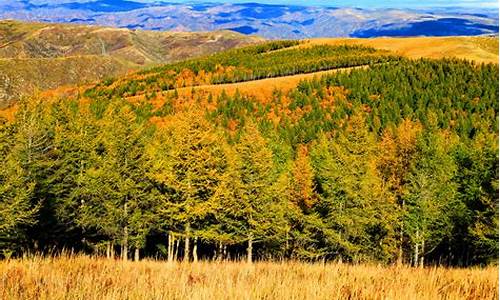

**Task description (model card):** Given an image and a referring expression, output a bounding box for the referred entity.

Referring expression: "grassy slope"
[0,20,262,108]
[0,256,497,299]
[305,36,499,64]
[171,65,370,101]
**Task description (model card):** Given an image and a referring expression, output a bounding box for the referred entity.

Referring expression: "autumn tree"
[218,121,287,263]
[311,113,396,262]
[75,102,157,260]
[0,118,37,256]
[404,124,458,266]
[146,109,230,262]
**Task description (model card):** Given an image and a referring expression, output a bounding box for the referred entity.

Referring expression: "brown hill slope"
[0,20,262,108]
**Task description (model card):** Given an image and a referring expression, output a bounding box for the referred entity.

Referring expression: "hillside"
[1,39,497,267]
[83,41,398,101]
[0,20,262,108]
[305,36,499,64]
[78,36,497,106]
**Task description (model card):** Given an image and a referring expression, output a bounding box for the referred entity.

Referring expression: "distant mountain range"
[0,1,498,39]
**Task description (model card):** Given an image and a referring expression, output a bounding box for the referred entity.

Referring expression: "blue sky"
[164,0,499,8]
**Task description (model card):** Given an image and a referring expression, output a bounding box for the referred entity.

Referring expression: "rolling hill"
[0,20,262,108]
[78,36,497,107]
[305,36,499,64]
[1,1,498,39]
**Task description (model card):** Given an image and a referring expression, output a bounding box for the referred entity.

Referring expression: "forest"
[0,45,497,267]
[85,41,399,99]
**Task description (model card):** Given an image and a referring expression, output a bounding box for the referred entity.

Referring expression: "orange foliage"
[291,144,317,209]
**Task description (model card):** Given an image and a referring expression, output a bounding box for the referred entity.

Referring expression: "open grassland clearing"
[304,36,499,64]
[0,256,497,300]
[156,64,370,103]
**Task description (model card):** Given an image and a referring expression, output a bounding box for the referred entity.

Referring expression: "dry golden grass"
[171,65,368,102]
[304,36,499,64]
[0,256,497,300]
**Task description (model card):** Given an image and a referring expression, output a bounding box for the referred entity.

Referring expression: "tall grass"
[0,255,497,300]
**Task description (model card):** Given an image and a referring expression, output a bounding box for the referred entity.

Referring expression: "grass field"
[304,36,499,64]
[162,64,369,102]
[0,256,497,300]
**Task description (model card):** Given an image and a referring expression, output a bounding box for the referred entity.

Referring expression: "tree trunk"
[247,234,253,264]
[217,242,223,261]
[193,237,198,263]
[414,230,419,267]
[420,239,425,268]
[123,226,128,261]
[134,248,140,262]
[123,202,129,261]
[397,199,405,266]
[285,229,289,259]
[174,238,179,261]
[167,232,174,263]
[184,223,190,262]
[106,242,111,259]
[223,244,227,261]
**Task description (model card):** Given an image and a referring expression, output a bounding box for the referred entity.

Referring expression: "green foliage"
[0,56,497,266]
[87,42,399,99]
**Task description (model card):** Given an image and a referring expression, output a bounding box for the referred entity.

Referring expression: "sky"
[164,0,500,8]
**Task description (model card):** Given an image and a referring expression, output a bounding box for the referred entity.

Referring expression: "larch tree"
[220,120,287,263]
[377,119,423,264]
[0,97,55,254]
[146,109,230,262]
[284,144,326,260]
[76,102,157,260]
[404,125,458,267]
[311,113,395,262]
[0,119,37,256]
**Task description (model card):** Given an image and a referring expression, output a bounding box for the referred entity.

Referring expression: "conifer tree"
[219,121,287,263]
[404,125,457,267]
[311,113,396,262]
[0,120,37,255]
[75,102,156,260]
[146,109,229,261]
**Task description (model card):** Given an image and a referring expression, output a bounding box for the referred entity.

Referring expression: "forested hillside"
[0,42,497,266]
[85,41,399,99]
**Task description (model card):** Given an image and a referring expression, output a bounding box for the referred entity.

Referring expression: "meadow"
[0,256,497,300]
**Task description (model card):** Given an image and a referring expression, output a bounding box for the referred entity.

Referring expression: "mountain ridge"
[1,1,497,39]
[0,19,262,108]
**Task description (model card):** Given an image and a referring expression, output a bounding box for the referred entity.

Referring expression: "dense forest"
[0,44,497,266]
